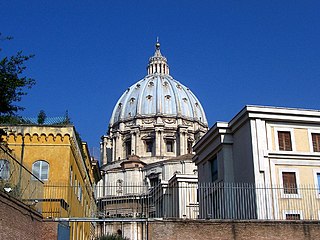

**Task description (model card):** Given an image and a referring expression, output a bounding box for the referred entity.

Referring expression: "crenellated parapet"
[1,126,74,145]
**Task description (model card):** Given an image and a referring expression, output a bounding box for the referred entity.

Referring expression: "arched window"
[0,159,10,180]
[32,160,49,181]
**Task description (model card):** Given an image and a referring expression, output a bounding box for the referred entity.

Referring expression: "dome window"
[176,84,181,89]
[182,98,188,102]
[166,140,174,152]
[187,140,193,154]
[148,81,154,87]
[195,102,199,108]
[136,84,141,88]
[118,103,122,108]
[146,95,152,100]
[129,97,135,104]
[163,81,169,87]
[145,139,154,153]
[125,140,131,157]
[165,95,171,100]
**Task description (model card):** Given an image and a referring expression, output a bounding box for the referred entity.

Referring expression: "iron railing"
[42,183,97,219]
[96,182,320,221]
[0,144,43,213]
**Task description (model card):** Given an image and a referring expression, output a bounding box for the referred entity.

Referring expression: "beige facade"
[193,105,320,220]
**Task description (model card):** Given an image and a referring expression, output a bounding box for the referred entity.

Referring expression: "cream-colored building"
[98,40,207,190]
[193,105,320,220]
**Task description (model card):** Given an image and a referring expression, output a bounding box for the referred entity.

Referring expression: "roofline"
[194,104,320,153]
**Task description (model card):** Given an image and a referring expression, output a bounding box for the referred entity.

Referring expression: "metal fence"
[41,183,97,219]
[96,182,320,221]
[0,144,43,212]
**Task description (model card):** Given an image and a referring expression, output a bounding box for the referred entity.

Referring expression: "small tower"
[147,40,170,75]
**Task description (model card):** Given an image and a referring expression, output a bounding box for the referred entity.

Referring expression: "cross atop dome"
[147,39,170,75]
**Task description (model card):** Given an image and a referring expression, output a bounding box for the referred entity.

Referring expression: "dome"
[109,41,208,127]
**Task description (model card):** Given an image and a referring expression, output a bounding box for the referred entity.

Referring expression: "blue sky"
[1,1,320,158]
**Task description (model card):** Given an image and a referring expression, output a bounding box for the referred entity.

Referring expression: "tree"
[0,33,35,116]
[37,110,46,124]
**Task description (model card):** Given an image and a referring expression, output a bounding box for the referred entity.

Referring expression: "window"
[278,131,292,151]
[282,172,297,194]
[312,133,320,152]
[125,140,131,157]
[286,214,300,220]
[187,141,193,154]
[78,183,82,202]
[70,166,73,186]
[116,179,123,194]
[316,173,320,194]
[146,140,153,153]
[150,177,159,187]
[166,140,174,152]
[74,176,77,195]
[210,156,218,182]
[0,159,10,180]
[32,160,49,181]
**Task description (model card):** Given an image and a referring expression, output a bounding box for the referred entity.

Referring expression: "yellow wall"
[2,125,97,240]
[294,128,309,152]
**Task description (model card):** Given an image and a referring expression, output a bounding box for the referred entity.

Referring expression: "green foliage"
[0,115,24,124]
[37,110,46,124]
[0,33,35,116]
[95,233,129,240]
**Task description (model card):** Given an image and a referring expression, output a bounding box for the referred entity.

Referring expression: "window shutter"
[312,133,320,152]
[278,131,292,151]
[282,172,297,194]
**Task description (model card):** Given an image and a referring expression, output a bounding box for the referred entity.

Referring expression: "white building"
[193,105,320,220]
[96,41,208,233]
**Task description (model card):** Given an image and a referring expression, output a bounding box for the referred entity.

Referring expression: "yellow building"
[193,105,320,220]
[1,120,101,240]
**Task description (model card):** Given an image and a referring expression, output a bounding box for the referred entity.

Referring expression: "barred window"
[278,131,292,151]
[286,214,300,220]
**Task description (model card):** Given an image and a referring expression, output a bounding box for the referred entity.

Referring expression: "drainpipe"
[18,131,25,191]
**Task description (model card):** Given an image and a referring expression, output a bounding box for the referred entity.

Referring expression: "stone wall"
[147,219,320,240]
[0,191,58,240]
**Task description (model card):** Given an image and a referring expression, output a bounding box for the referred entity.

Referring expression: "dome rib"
[109,42,208,127]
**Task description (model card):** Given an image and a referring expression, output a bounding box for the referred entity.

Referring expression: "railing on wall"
[95,182,320,221]
[0,144,97,220]
[42,183,97,219]
[0,144,43,213]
